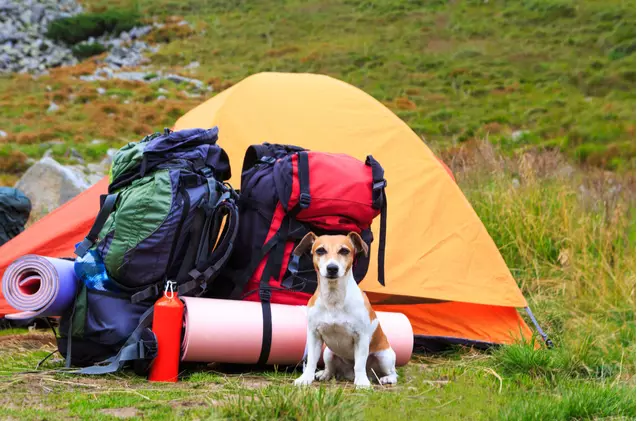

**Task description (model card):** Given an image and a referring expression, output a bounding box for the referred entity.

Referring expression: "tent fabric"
[0,72,534,347]
[0,177,108,317]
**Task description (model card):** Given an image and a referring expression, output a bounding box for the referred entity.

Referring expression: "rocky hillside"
[0,0,634,216]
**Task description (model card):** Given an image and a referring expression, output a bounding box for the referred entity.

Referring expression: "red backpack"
[212,143,387,364]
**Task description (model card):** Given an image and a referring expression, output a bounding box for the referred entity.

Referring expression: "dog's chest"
[310,305,370,360]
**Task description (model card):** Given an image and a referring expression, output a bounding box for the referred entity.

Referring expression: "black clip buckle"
[259,288,272,302]
[200,167,214,178]
[373,179,387,190]
[260,156,276,165]
[74,238,94,257]
[299,193,311,209]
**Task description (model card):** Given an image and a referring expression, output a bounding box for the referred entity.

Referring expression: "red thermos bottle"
[149,281,184,382]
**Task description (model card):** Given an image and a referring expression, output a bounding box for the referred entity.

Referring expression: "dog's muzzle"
[326,264,339,279]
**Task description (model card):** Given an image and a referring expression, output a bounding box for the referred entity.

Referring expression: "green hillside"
[0,0,635,186]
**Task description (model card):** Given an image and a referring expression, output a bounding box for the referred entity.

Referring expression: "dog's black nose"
[326,264,339,278]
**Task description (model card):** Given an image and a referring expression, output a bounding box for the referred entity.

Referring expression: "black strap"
[175,209,206,284]
[70,307,157,375]
[366,155,387,286]
[179,200,240,297]
[257,299,273,365]
[74,193,119,257]
[229,231,282,299]
[377,189,387,286]
[296,151,311,210]
[255,215,296,366]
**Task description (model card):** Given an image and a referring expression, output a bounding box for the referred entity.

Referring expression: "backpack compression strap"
[366,155,387,286]
[67,306,157,375]
[75,193,119,257]
[253,150,312,365]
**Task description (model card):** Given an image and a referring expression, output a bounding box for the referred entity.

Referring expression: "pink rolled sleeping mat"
[181,296,413,366]
[2,255,78,320]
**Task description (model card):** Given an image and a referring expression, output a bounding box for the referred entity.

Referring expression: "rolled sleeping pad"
[181,296,413,366]
[1,255,77,320]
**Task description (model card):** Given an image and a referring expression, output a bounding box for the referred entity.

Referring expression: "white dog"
[293,232,398,389]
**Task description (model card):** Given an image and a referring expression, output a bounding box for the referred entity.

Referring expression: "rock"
[0,0,84,74]
[96,87,106,95]
[70,148,84,163]
[180,90,201,98]
[157,87,168,94]
[14,157,91,216]
[511,130,528,142]
[512,178,520,189]
[46,101,59,113]
[91,139,104,145]
[100,148,117,168]
[87,163,105,174]
[165,73,204,88]
[20,10,33,27]
[0,130,7,138]
[185,61,200,69]
[31,5,45,24]
[157,95,166,101]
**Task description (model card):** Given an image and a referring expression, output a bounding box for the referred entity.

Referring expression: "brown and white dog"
[293,232,398,389]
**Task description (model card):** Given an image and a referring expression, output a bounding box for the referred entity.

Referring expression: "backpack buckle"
[373,179,387,190]
[74,238,93,257]
[259,288,272,302]
[259,156,276,165]
[299,193,311,209]
[200,167,214,178]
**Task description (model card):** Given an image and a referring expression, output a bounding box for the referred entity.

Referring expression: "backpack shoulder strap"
[75,193,119,257]
[178,194,240,297]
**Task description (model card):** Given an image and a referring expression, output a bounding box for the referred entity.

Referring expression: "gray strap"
[71,306,156,375]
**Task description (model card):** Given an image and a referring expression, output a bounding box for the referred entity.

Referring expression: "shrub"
[71,43,107,60]
[46,10,141,45]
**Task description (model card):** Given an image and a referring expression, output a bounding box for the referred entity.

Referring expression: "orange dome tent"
[0,72,545,350]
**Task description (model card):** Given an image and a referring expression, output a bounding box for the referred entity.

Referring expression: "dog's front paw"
[315,370,333,382]
[354,376,372,389]
[294,375,315,387]
[379,374,398,385]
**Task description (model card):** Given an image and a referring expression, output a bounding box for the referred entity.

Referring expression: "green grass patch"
[499,380,636,421]
[71,42,108,60]
[46,10,141,45]
[220,386,363,421]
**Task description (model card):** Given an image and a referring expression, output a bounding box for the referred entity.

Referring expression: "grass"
[1,144,634,419]
[72,42,108,60]
[0,0,634,419]
[46,10,142,45]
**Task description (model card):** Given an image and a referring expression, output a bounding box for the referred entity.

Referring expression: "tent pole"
[524,307,553,348]
[524,307,554,348]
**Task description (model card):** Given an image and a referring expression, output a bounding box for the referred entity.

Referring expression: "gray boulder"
[14,157,90,215]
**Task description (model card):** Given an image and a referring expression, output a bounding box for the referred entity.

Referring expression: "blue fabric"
[74,248,122,293]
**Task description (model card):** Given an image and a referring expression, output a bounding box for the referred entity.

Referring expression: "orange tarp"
[0,72,533,346]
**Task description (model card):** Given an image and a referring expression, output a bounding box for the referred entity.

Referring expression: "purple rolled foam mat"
[2,255,78,320]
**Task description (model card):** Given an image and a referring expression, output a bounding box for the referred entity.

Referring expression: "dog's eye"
[315,247,327,256]
[338,248,350,256]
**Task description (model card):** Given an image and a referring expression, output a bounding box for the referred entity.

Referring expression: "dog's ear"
[294,232,317,256]
[348,232,369,257]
